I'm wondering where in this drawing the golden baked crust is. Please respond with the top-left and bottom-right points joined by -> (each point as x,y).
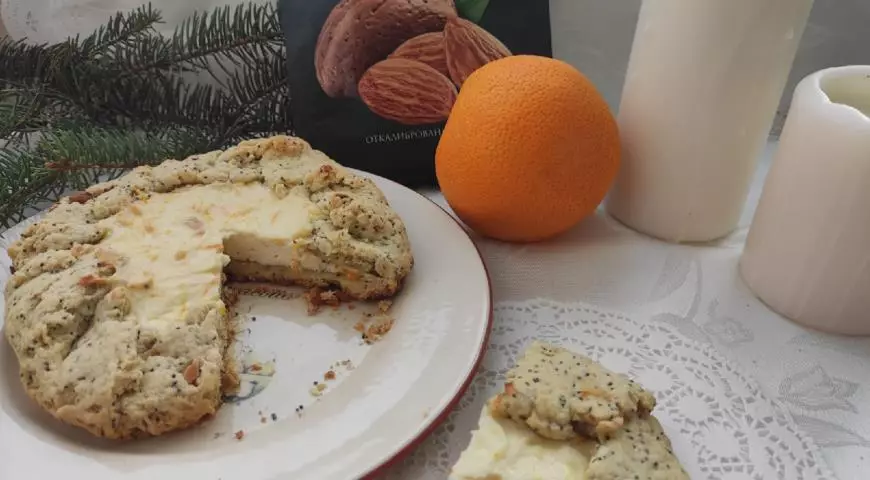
489,341 -> 656,441
3,135 -> 413,439
586,416 -> 689,480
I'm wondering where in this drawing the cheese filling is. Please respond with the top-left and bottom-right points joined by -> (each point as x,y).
98,182 -> 318,323
451,405 -> 592,480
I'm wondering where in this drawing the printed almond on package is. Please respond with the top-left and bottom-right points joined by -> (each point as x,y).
278,0 -> 552,187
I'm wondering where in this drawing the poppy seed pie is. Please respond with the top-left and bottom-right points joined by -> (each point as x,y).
453,341 -> 687,480
3,135 -> 413,439
489,341 -> 657,441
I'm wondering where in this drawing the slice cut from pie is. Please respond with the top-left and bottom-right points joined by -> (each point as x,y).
452,341 -> 688,480
450,403 -> 594,480
585,415 -> 689,480
3,136 -> 413,439
489,340 -> 656,440
451,403 -> 689,480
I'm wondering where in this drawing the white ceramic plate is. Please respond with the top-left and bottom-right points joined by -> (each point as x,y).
0,172 -> 493,480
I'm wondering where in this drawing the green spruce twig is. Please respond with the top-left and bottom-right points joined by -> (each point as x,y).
0,126 -> 214,229
111,3 -> 283,80
80,4 -> 163,58
0,2 -> 292,230
0,146 -> 59,227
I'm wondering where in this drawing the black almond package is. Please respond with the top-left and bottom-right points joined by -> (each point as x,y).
278,0 -> 552,187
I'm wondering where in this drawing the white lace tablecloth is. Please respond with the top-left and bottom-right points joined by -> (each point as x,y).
379,141 -> 870,480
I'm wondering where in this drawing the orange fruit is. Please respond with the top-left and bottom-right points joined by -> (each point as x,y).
435,55 -> 620,242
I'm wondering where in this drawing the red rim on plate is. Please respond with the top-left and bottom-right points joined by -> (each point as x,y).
362,191 -> 494,478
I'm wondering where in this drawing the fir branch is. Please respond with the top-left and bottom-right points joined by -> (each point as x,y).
0,2 -> 293,229
0,5 -> 162,87
80,5 -> 163,58
116,3 -> 283,77
38,126 -> 211,179
82,72 -> 228,131
0,88 -> 49,142
0,146 -> 60,228
172,2 -> 283,69
101,33 -> 180,77
86,54 -> 289,141
222,52 -> 291,140
0,39 -> 68,89
0,126 -> 213,229
0,3 -> 290,132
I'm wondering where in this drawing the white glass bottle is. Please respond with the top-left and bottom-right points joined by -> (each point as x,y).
607,0 -> 815,242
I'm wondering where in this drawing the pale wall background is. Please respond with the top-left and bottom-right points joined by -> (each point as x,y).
550,0 -> 870,134
1,0 -> 868,133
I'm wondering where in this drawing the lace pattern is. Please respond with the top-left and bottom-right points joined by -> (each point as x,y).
381,299 -> 835,480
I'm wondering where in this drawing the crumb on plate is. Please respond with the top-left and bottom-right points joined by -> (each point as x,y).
378,300 -> 393,312
304,287 -> 357,315
309,383 -> 328,397
363,315 -> 395,344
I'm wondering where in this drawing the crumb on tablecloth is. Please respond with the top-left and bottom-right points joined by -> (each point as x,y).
234,430 -> 245,440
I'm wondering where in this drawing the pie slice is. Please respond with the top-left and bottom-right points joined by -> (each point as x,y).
490,341 -> 657,440
3,136 -> 413,439
586,415 -> 690,480
451,404 -> 688,480
453,341 -> 688,480
451,403 -> 594,480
